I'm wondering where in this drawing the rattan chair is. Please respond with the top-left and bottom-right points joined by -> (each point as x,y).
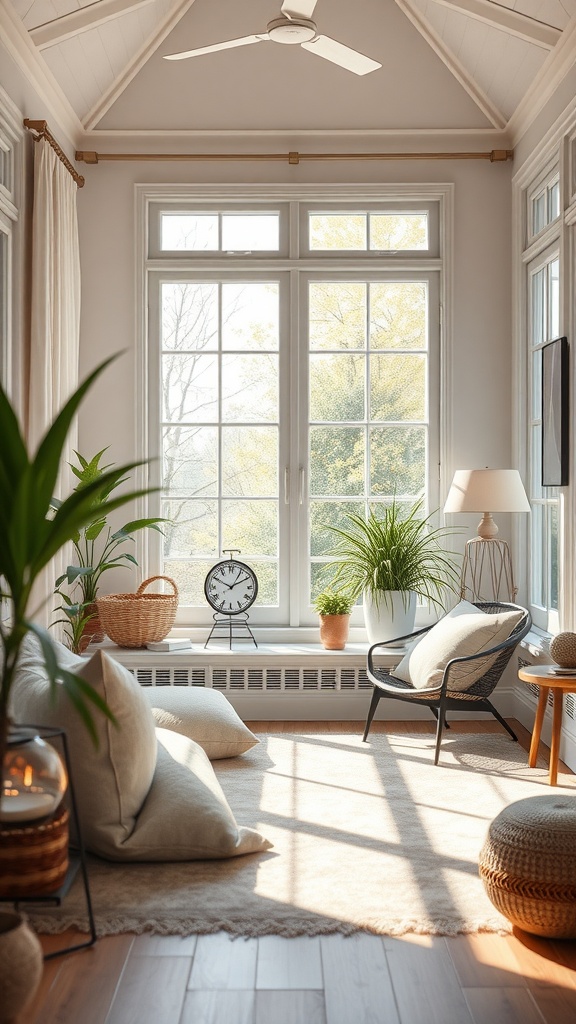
363,601 -> 532,764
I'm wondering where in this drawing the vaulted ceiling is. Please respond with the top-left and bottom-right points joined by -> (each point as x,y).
5,0 -> 576,137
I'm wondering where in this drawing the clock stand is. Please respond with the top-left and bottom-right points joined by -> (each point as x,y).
204,611 -> 258,650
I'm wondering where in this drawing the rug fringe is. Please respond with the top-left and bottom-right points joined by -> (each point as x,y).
25,913 -> 512,939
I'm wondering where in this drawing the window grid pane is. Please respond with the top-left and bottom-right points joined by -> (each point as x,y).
309,280 -> 428,599
160,280 -> 280,607
528,250 -> 560,616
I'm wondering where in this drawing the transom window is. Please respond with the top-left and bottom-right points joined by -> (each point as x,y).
146,196 -> 442,628
528,172 -> 560,240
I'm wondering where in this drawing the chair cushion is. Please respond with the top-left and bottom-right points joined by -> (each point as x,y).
10,640 -> 157,853
393,600 -> 524,692
141,686 -> 258,760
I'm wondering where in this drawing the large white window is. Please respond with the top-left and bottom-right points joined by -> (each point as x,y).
521,153 -> 563,634
144,192 -> 443,629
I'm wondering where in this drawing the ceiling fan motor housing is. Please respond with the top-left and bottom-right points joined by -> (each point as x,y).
267,17 -> 317,44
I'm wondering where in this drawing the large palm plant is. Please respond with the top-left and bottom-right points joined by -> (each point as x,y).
326,496 -> 460,611
0,356 -> 154,774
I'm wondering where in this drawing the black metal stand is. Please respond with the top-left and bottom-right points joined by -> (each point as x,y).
204,612 -> 258,649
0,725 -> 97,959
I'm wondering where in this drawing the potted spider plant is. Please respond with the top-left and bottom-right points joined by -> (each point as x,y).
325,496 -> 460,643
313,589 -> 353,650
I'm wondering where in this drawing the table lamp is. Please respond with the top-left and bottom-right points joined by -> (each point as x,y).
444,468 -> 530,602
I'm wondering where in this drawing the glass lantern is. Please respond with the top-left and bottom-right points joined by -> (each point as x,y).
1,730 -> 67,824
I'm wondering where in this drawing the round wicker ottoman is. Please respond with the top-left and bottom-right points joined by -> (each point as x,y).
479,795 -> 576,938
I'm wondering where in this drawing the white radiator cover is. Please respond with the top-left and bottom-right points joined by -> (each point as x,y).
101,641 -> 517,723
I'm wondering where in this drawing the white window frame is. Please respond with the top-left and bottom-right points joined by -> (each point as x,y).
136,183 -> 452,637
0,88 -> 22,399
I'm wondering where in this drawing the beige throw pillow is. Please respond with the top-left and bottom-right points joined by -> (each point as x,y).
141,686 -> 258,760
394,600 -> 524,692
11,643 -> 157,856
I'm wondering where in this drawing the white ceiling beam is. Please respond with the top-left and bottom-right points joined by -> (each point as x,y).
30,0 -> 157,50
394,0 -> 507,129
429,0 -> 561,50
0,0 -> 83,144
83,0 -> 199,130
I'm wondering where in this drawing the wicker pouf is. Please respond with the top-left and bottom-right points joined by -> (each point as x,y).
479,795 -> 576,938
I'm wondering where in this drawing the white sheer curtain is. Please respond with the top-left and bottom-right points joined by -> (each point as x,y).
28,137 -> 81,626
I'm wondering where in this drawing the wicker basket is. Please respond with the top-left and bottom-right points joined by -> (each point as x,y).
0,807 -> 69,897
96,576 -> 178,648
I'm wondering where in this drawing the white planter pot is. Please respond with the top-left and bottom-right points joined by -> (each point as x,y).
363,591 -> 417,644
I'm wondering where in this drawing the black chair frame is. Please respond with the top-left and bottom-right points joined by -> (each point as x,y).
363,602 -> 532,765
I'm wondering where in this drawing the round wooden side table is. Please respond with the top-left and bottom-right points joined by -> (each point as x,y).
518,664 -> 576,786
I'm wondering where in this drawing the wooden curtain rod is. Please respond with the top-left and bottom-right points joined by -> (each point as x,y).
23,119 -> 85,187
75,149 -> 513,166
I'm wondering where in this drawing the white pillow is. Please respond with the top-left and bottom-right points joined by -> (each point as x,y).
141,686 -> 258,760
394,600 -> 524,692
116,728 -> 272,861
11,641 -> 157,854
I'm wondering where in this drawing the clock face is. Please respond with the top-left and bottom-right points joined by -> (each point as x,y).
204,559 -> 258,615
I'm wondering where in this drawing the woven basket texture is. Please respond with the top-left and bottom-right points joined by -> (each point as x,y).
550,631 -> 576,668
479,794 -> 576,937
96,576 -> 178,648
0,807 -> 69,897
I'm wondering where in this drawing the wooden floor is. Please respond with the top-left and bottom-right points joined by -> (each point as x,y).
18,720 -> 576,1024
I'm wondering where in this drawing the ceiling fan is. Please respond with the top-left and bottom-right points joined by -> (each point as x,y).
163,0 -> 382,76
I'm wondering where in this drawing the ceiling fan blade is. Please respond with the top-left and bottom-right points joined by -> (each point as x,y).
164,34 -> 266,61
301,35 -> 381,75
281,0 -> 318,17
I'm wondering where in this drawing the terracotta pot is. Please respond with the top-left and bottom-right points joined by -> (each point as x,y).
80,602 -> 105,647
319,613 -> 350,650
0,910 -> 43,1023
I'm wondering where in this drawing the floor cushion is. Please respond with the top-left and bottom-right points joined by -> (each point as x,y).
10,636 -> 270,861
141,686 -> 258,759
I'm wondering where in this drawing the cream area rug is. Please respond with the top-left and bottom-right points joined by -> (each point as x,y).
28,732 -> 576,938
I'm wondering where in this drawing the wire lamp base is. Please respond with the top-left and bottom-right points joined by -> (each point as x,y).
460,537 -> 518,603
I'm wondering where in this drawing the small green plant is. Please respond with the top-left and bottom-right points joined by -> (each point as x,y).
54,449 -> 165,609
52,593 -> 95,654
325,496 -> 460,612
313,589 -> 353,616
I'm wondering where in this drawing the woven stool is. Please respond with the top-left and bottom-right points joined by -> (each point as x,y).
479,795 -> 576,938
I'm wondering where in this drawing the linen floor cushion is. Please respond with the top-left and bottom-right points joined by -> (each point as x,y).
394,600 -> 524,692
113,728 -> 272,861
141,686 -> 259,760
10,639 -> 157,857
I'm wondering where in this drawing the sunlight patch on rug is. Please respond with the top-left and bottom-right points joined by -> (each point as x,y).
26,732 -> 575,938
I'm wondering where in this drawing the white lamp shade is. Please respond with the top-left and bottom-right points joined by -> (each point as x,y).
444,469 -> 530,514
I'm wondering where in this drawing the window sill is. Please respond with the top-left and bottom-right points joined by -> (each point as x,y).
519,628 -> 552,661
